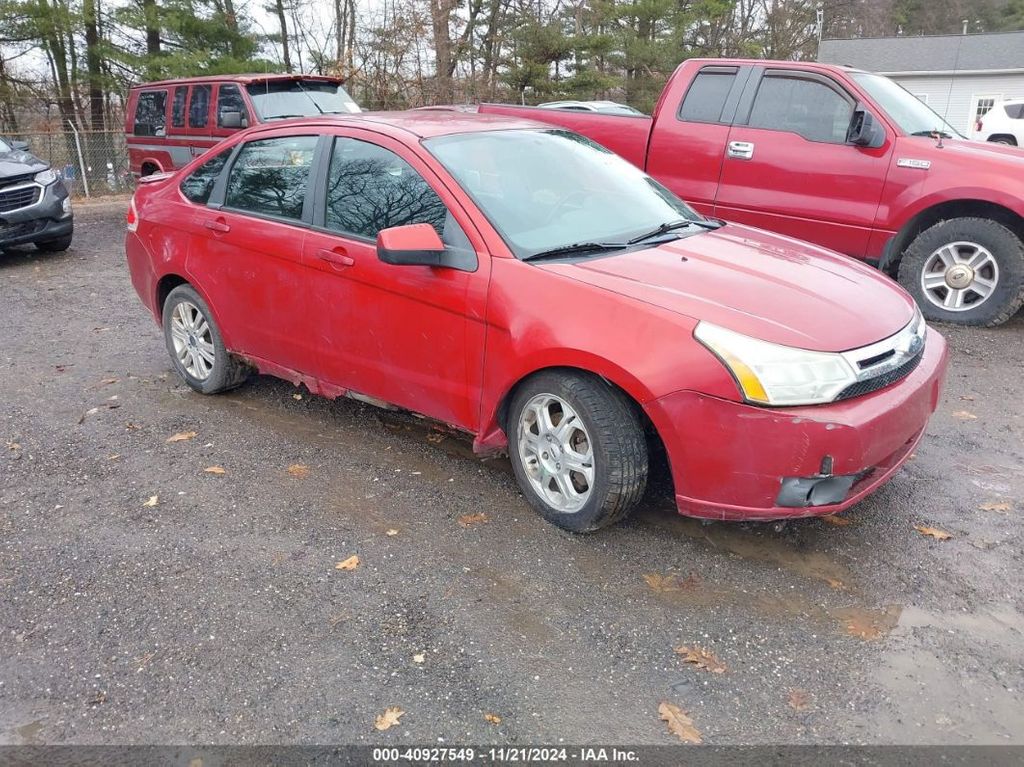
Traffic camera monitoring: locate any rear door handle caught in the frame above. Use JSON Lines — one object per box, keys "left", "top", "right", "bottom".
{"left": 318, "top": 247, "right": 355, "bottom": 268}
{"left": 203, "top": 218, "right": 231, "bottom": 233}
{"left": 727, "top": 141, "right": 755, "bottom": 160}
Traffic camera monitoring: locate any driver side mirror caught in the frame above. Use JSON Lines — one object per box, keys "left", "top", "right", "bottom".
{"left": 220, "top": 111, "right": 248, "bottom": 129}
{"left": 377, "top": 223, "right": 445, "bottom": 267}
{"left": 848, "top": 108, "right": 885, "bottom": 149}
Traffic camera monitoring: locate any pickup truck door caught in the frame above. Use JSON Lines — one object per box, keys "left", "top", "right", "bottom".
{"left": 645, "top": 65, "right": 753, "bottom": 217}
{"left": 300, "top": 130, "right": 490, "bottom": 431}
{"left": 713, "top": 68, "right": 891, "bottom": 259}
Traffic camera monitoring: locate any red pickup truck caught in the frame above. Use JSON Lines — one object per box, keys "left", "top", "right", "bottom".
{"left": 480, "top": 58, "right": 1024, "bottom": 327}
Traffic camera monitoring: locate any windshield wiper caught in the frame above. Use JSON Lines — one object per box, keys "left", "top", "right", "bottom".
{"left": 911, "top": 130, "right": 953, "bottom": 138}
{"left": 627, "top": 218, "right": 719, "bottom": 245}
{"left": 523, "top": 242, "right": 628, "bottom": 261}
{"left": 265, "top": 113, "right": 305, "bottom": 120}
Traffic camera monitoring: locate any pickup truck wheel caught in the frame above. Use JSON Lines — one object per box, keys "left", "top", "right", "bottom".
{"left": 898, "top": 217, "right": 1024, "bottom": 327}
{"left": 507, "top": 371, "right": 648, "bottom": 533}
{"left": 162, "top": 285, "right": 249, "bottom": 394}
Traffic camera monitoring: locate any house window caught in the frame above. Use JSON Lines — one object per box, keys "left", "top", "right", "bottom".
{"left": 973, "top": 96, "right": 998, "bottom": 123}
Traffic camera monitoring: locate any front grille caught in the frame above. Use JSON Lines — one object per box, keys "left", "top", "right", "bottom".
{"left": 0, "top": 172, "right": 35, "bottom": 189}
{"left": 0, "top": 185, "right": 41, "bottom": 212}
{"left": 835, "top": 350, "right": 923, "bottom": 401}
{"left": 0, "top": 219, "right": 44, "bottom": 242}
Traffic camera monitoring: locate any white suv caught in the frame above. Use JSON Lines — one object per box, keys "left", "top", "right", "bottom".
{"left": 972, "top": 99, "right": 1024, "bottom": 146}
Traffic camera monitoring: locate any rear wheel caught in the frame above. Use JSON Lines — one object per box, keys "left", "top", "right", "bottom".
{"left": 507, "top": 371, "right": 648, "bottom": 533}
{"left": 897, "top": 217, "right": 1024, "bottom": 327}
{"left": 162, "top": 284, "right": 249, "bottom": 394}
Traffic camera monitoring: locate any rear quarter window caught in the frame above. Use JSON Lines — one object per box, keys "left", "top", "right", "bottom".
{"left": 134, "top": 90, "right": 168, "bottom": 136}
{"left": 181, "top": 150, "right": 231, "bottom": 205}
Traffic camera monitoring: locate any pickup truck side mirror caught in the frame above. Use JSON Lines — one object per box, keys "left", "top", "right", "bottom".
{"left": 220, "top": 111, "right": 248, "bottom": 129}
{"left": 377, "top": 223, "right": 445, "bottom": 267}
{"left": 847, "top": 108, "right": 885, "bottom": 149}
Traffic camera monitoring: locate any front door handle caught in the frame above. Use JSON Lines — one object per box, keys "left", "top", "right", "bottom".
{"left": 318, "top": 247, "right": 355, "bottom": 268}
{"left": 727, "top": 141, "right": 755, "bottom": 160}
{"left": 203, "top": 217, "right": 230, "bottom": 233}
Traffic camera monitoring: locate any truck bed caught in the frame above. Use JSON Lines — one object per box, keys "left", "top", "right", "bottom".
{"left": 477, "top": 103, "right": 652, "bottom": 169}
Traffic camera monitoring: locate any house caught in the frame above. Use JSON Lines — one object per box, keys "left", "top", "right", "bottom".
{"left": 817, "top": 30, "right": 1024, "bottom": 135}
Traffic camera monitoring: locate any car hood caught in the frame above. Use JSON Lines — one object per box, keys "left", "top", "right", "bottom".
{"left": 0, "top": 150, "right": 47, "bottom": 179}
{"left": 540, "top": 224, "right": 916, "bottom": 352}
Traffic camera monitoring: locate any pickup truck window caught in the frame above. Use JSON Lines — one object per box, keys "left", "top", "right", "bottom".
{"left": 678, "top": 69, "right": 737, "bottom": 124}
{"left": 851, "top": 72, "right": 962, "bottom": 138}
{"left": 747, "top": 75, "right": 852, "bottom": 144}
{"left": 425, "top": 129, "right": 699, "bottom": 260}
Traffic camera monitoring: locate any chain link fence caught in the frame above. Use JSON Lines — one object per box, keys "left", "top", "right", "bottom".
{"left": 8, "top": 130, "right": 132, "bottom": 198}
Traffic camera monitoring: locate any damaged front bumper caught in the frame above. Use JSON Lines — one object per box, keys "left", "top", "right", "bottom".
{"left": 645, "top": 327, "right": 949, "bottom": 521}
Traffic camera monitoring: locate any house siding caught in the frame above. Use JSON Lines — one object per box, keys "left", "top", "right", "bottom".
{"left": 889, "top": 73, "right": 1024, "bottom": 135}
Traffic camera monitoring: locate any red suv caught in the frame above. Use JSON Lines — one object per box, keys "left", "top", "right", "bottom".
{"left": 125, "top": 113, "right": 948, "bottom": 531}
{"left": 125, "top": 74, "right": 359, "bottom": 177}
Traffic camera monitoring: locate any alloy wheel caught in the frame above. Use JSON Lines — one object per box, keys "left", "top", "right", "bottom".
{"left": 920, "top": 241, "right": 999, "bottom": 312}
{"left": 169, "top": 300, "right": 216, "bottom": 380}
{"left": 517, "top": 393, "right": 595, "bottom": 513}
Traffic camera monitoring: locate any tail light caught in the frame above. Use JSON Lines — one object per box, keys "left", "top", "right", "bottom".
{"left": 126, "top": 196, "right": 139, "bottom": 232}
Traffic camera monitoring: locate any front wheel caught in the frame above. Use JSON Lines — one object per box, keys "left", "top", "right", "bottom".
{"left": 897, "top": 217, "right": 1024, "bottom": 327}
{"left": 162, "top": 284, "right": 249, "bottom": 394}
{"left": 507, "top": 371, "right": 648, "bottom": 533}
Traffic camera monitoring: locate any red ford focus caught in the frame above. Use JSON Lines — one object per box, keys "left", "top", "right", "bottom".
{"left": 125, "top": 112, "right": 948, "bottom": 531}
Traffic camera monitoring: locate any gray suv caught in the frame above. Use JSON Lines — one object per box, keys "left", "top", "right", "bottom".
{"left": 0, "top": 137, "right": 74, "bottom": 252}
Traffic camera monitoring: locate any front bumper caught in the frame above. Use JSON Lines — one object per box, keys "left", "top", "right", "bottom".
{"left": 0, "top": 179, "right": 73, "bottom": 247}
{"left": 645, "top": 327, "right": 949, "bottom": 521}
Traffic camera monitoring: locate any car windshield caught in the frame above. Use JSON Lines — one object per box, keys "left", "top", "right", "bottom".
{"left": 0, "top": 137, "right": 10, "bottom": 153}
{"left": 424, "top": 129, "right": 701, "bottom": 259}
{"left": 246, "top": 80, "right": 360, "bottom": 120}
{"left": 852, "top": 72, "right": 963, "bottom": 138}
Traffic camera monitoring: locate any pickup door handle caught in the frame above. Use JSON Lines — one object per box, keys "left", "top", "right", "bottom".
{"left": 727, "top": 141, "right": 755, "bottom": 160}
{"left": 203, "top": 218, "right": 231, "bottom": 233}
{"left": 318, "top": 247, "right": 355, "bottom": 268}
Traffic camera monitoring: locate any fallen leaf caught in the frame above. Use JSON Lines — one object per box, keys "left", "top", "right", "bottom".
{"left": 6, "top": 442, "right": 20, "bottom": 451}
{"left": 335, "top": 555, "right": 360, "bottom": 571}
{"left": 978, "top": 501, "right": 1011, "bottom": 513}
{"left": 87, "top": 690, "right": 107, "bottom": 706}
{"left": 287, "top": 463, "right": 310, "bottom": 478}
{"left": 821, "top": 514, "right": 851, "bottom": 526}
{"left": 914, "top": 525, "right": 953, "bottom": 541}
{"left": 643, "top": 572, "right": 701, "bottom": 593}
{"left": 99, "top": 378, "right": 119, "bottom": 386}
{"left": 107, "top": 454, "right": 121, "bottom": 461}
{"left": 143, "top": 495, "right": 159, "bottom": 508}
{"left": 484, "top": 713, "right": 501, "bottom": 725}
{"left": 951, "top": 410, "right": 977, "bottom": 420}
{"left": 458, "top": 512, "right": 489, "bottom": 528}
{"left": 658, "top": 701, "right": 701, "bottom": 744}
{"left": 412, "top": 652, "right": 425, "bottom": 664}
{"left": 374, "top": 707, "right": 404, "bottom": 731}
{"left": 166, "top": 431, "right": 198, "bottom": 443}
{"left": 826, "top": 577, "right": 845, "bottom": 590}
{"left": 426, "top": 431, "right": 445, "bottom": 444}
{"left": 959, "top": 394, "right": 975, "bottom": 401}
{"left": 385, "top": 528, "right": 399, "bottom": 537}
{"left": 674, "top": 645, "right": 726, "bottom": 673}
{"left": 292, "top": 393, "right": 303, "bottom": 400}
{"left": 203, "top": 466, "right": 227, "bottom": 475}
{"left": 788, "top": 688, "right": 811, "bottom": 711}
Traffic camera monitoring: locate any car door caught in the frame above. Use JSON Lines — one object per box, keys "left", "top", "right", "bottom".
{"left": 713, "top": 68, "right": 892, "bottom": 259}
{"left": 301, "top": 129, "right": 490, "bottom": 430}
{"left": 184, "top": 133, "right": 320, "bottom": 376}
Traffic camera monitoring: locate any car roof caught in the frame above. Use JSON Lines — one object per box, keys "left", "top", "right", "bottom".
{"left": 245, "top": 111, "right": 549, "bottom": 139}
{"left": 130, "top": 73, "right": 344, "bottom": 90}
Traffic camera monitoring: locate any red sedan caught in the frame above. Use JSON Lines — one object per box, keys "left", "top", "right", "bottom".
{"left": 125, "top": 112, "right": 948, "bottom": 531}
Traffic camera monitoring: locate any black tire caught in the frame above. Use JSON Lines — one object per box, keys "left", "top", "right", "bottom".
{"left": 35, "top": 233, "right": 72, "bottom": 252}
{"left": 507, "top": 370, "right": 648, "bottom": 533}
{"left": 162, "top": 284, "right": 249, "bottom": 394}
{"left": 897, "top": 217, "right": 1024, "bottom": 327}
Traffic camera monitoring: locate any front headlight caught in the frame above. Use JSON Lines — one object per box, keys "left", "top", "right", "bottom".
{"left": 694, "top": 322, "right": 858, "bottom": 406}
{"left": 34, "top": 168, "right": 59, "bottom": 186}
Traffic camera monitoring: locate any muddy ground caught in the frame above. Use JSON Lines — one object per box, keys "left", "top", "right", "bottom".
{"left": 1, "top": 200, "right": 1022, "bottom": 746}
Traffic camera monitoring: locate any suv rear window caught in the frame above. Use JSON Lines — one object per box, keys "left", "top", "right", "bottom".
{"left": 134, "top": 90, "right": 167, "bottom": 136}
{"left": 679, "top": 69, "right": 737, "bottom": 124}
{"left": 1005, "top": 103, "right": 1024, "bottom": 119}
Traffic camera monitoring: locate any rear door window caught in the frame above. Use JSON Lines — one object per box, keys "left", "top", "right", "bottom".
{"left": 189, "top": 85, "right": 212, "bottom": 128}
{"left": 679, "top": 69, "right": 737, "bottom": 124}
{"left": 217, "top": 84, "right": 248, "bottom": 128}
{"left": 224, "top": 136, "right": 318, "bottom": 220}
{"left": 134, "top": 90, "right": 167, "bottom": 136}
{"left": 746, "top": 74, "right": 854, "bottom": 143}
{"left": 171, "top": 86, "right": 188, "bottom": 129}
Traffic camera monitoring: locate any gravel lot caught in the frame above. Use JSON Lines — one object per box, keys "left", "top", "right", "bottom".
{"left": 1, "top": 200, "right": 1022, "bottom": 746}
